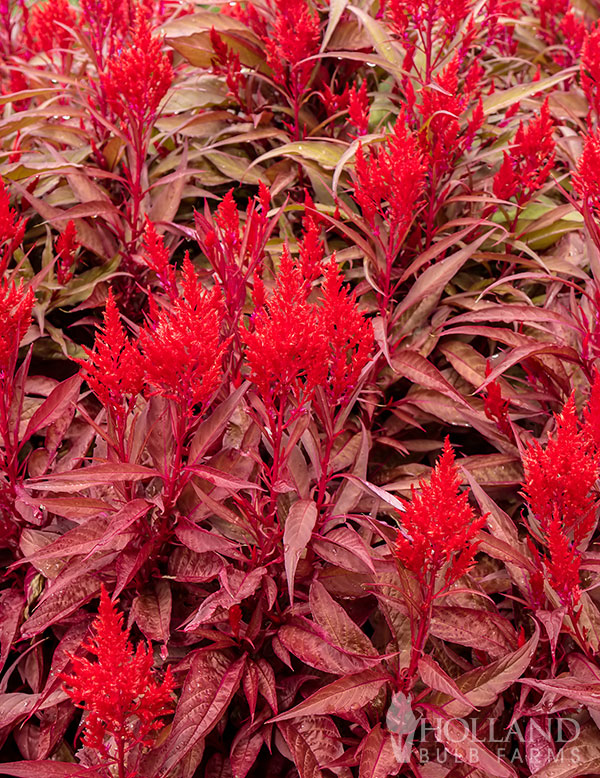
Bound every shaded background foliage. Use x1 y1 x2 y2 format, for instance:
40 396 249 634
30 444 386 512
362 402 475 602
1 0 600 776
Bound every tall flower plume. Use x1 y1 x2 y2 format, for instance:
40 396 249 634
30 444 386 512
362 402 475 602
62 587 173 757
266 0 320 95
492 99 555 207
353 112 427 251
0 177 26 276
573 130 600 214
394 439 486 586
0 281 33 377
74 289 144 420
101 9 172 130
26 0 77 53
139 255 228 411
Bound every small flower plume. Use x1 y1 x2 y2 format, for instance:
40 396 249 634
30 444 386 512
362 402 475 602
353 112 427 252
394 439 486 586
26 0 77 53
140 256 228 411
387 0 471 41
492 99 555 207
581 22 600 119
61 586 173 755
348 80 369 136
74 289 144 419
55 219 79 286
210 27 246 102
319 257 374 404
101 8 172 130
298 192 324 282
522 395 600 543
241 246 328 409
0 178 26 276
573 130 600 214
0 280 34 376
483 362 511 438
266 0 320 95
546 514 582 609
141 220 177 299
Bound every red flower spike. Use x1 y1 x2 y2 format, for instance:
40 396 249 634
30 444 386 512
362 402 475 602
573 130 600 214
546 513 582 609
26 0 77 52
61 587 174 755
353 111 426 248
101 8 172 130
394 439 486 586
0 280 34 377
266 0 320 95
584 369 600 448
210 28 246 102
215 189 241 259
582 22 600 119
55 220 79 286
492 99 555 207
140 255 228 412
241 246 328 409
483 362 511 437
141 220 177 299
348 80 369 136
318 257 374 404
0 178 26 276
74 290 144 420
522 396 600 540
298 194 324 282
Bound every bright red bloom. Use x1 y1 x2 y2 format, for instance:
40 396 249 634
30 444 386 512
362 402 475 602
26 0 77 52
348 80 369 136
266 0 320 95
559 9 586 62
493 99 555 206
0 178 26 276
522 396 600 542
210 27 246 102
75 290 144 419
483 362 511 438
141 220 177 299
101 9 172 129
241 246 328 409
298 192 324 282
394 439 486 586
55 220 79 286
582 22 600 118
353 111 426 250
0 280 34 376
62 587 173 755
387 0 471 40
546 514 581 609
319 257 374 404
573 130 600 213
140 256 227 411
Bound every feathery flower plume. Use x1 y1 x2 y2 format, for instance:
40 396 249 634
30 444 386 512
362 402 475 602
55 220 79 286
241 246 328 409
581 22 600 118
394 439 486 586
573 130 600 214
493 99 555 207
74 290 144 420
0 280 33 376
319 257 374 404
522 396 599 542
62 587 173 757
101 9 172 130
26 0 77 52
348 80 369 136
353 111 427 251
141 220 177 299
266 0 320 95
140 256 227 411
0 177 26 276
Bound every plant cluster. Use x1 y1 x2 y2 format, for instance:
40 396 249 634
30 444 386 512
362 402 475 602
2 0 600 777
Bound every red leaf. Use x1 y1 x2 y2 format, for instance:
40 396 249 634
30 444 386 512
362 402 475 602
160 650 246 774
309 580 378 658
284 500 318 605
0 762 103 777
277 720 324 778
358 724 399 778
270 668 390 722
25 463 159 492
21 374 81 445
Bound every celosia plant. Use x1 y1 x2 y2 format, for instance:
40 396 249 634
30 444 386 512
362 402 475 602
61 587 173 778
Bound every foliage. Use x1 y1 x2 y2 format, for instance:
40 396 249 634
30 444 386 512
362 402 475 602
1 0 600 776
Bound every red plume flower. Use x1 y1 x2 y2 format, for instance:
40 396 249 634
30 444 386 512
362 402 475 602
101 9 172 130
492 99 555 207
266 0 320 95
0 178 26 276
573 130 600 214
0 280 33 377
353 111 426 253
75 290 143 421
61 587 173 755
394 439 486 586
140 256 228 412
55 220 79 286
522 396 600 542
26 0 77 52
581 22 600 119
